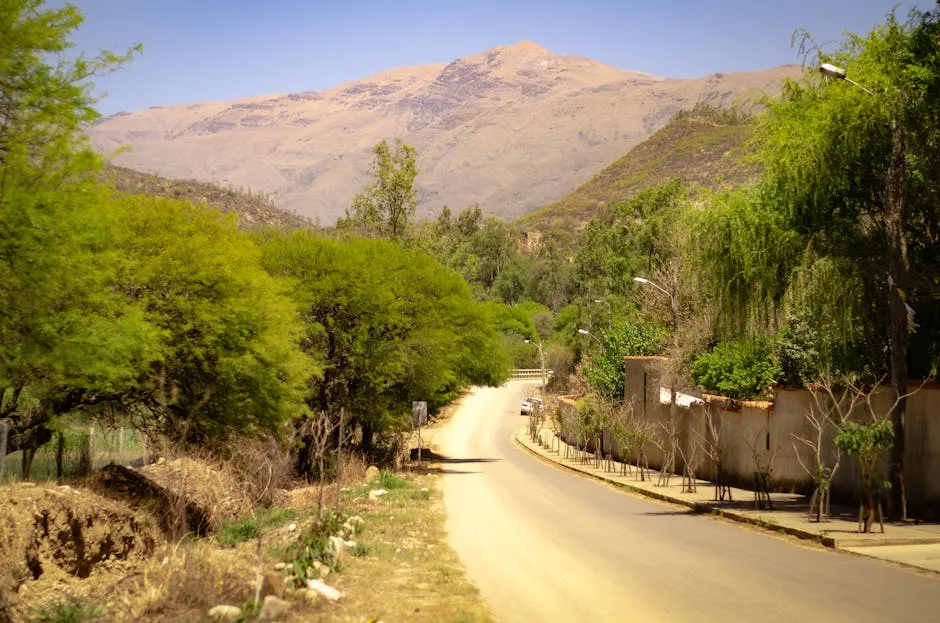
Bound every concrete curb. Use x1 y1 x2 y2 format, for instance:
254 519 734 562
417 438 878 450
514 432 840 549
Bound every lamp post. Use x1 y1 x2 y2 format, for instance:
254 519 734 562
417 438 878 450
819 61 910 521
577 328 604 348
592 298 612 331
524 338 547 388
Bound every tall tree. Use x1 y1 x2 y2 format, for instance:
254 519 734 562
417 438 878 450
112 197 313 444
0 0 143 461
343 138 419 240
258 231 510 461
693 7 940 518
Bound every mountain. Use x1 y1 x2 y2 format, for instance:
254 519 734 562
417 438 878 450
516 104 760 233
104 165 314 230
91 42 801 225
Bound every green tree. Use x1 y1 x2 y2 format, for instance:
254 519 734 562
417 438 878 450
258 232 509 460
0 0 143 464
342 138 419 240
112 197 313 444
582 322 666 400
693 7 939 517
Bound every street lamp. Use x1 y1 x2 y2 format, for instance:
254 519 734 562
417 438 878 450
819 61 910 520
634 276 680 417
592 298 612 330
577 328 603 348
524 338 547 388
819 62 874 95
633 277 678 337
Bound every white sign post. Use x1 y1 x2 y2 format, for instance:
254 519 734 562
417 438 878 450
412 401 428 463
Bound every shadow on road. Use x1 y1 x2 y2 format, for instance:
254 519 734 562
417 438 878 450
409 448 501 464
404 448 501 476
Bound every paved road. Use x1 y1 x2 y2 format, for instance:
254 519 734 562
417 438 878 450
438 382 940 623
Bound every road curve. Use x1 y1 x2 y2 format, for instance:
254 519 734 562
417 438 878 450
438 382 940 623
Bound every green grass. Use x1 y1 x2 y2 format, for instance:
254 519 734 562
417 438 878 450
217 507 300 547
376 470 410 489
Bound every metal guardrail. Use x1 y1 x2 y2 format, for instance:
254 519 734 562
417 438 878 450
509 369 554 380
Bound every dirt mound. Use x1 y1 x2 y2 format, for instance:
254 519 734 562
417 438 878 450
0 482 158 622
96 457 253 536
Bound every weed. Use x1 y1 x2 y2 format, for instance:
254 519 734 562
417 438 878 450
29 600 102 623
349 542 371 557
281 508 351 587
377 471 411 489
218 507 300 547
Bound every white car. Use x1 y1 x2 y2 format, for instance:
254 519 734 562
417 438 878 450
521 397 544 415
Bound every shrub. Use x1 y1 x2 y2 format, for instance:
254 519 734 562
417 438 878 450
29 601 102 623
691 338 777 400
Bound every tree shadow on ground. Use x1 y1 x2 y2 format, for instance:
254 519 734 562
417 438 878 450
403 448 501 475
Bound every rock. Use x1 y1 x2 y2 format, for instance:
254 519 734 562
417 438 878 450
287 522 297 532
273 562 287 571
365 465 380 481
298 587 320 604
328 535 347 560
208 604 242 622
259 595 291 620
368 488 388 500
306 578 342 601
344 540 357 548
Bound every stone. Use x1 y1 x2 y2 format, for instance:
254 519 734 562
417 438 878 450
306 578 342 601
273 562 287 571
368 488 388 500
208 605 242 622
299 587 320 604
259 595 291 620
328 535 346 559
287 522 297 532
344 540 357 548
365 465 380 481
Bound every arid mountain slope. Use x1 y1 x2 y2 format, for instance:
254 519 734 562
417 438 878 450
517 106 760 233
91 42 801 224
103 165 314 230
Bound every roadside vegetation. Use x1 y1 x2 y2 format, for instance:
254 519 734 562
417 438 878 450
1 0 939 617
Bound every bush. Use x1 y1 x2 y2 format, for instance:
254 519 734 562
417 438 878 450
583 322 665 400
691 338 777 400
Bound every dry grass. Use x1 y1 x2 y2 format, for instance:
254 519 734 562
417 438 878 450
105 540 258 622
304 472 494 623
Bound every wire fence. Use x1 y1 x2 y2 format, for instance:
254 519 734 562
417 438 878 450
0 426 148 484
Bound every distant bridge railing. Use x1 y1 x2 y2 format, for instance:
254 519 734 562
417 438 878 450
509 369 554 380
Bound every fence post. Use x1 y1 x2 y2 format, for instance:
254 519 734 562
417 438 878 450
56 432 64 479
0 421 8 481
88 427 95 471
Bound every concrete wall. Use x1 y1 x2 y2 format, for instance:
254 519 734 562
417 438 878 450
571 357 940 516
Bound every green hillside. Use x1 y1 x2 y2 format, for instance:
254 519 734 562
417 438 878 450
104 165 315 231
516 105 759 233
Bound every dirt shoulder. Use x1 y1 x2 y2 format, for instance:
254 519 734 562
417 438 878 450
1 454 492 623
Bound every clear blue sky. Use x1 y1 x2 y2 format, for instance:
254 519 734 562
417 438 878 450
67 0 929 114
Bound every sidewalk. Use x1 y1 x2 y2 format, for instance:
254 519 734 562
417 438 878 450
516 425 940 574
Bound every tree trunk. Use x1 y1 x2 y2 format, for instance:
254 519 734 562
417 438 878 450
361 422 375 457
885 116 909 521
